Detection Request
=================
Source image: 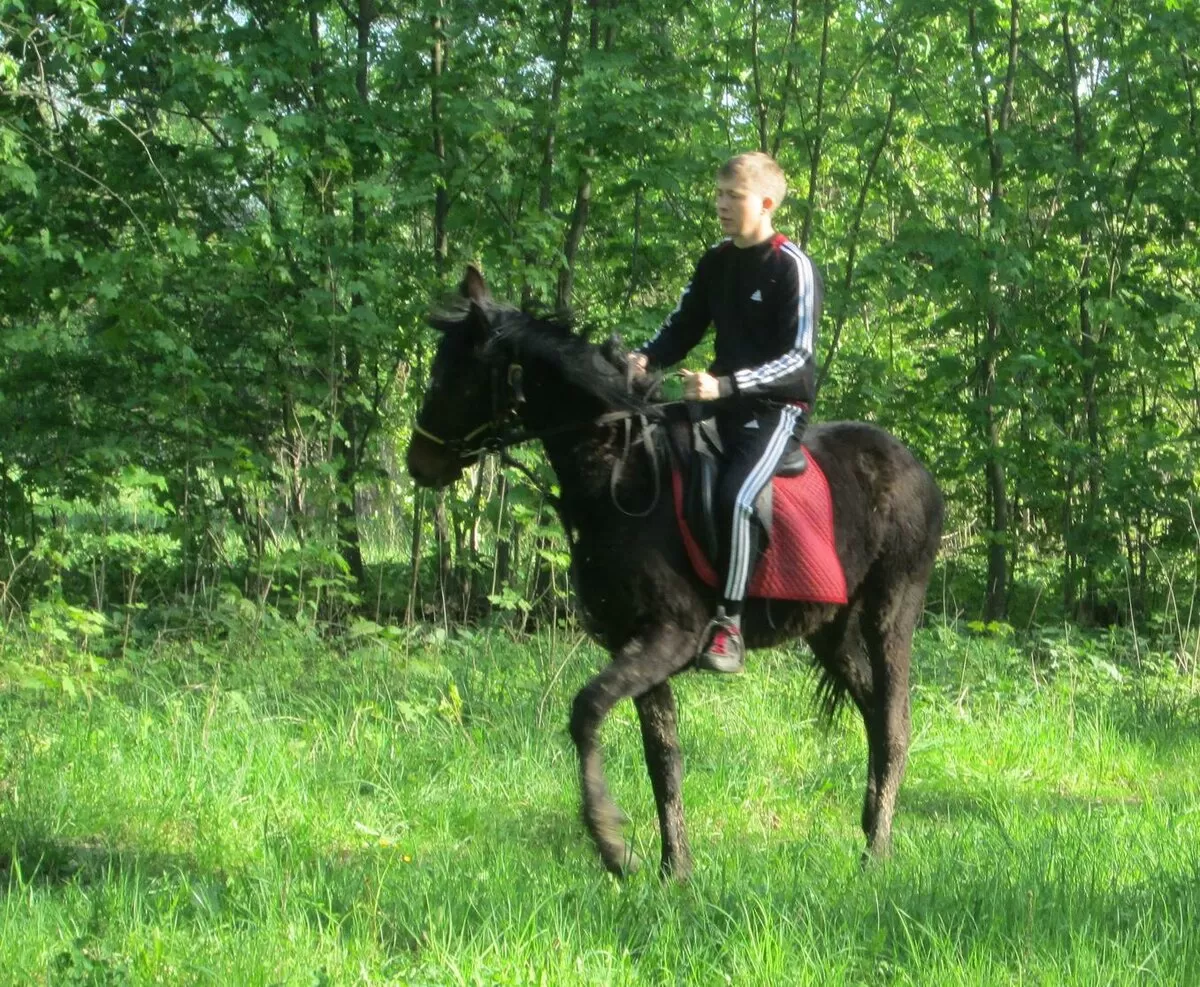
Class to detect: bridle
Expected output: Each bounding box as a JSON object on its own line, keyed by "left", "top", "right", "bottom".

{"left": 413, "top": 358, "right": 660, "bottom": 458}
{"left": 413, "top": 354, "right": 672, "bottom": 517}
{"left": 412, "top": 362, "right": 529, "bottom": 459}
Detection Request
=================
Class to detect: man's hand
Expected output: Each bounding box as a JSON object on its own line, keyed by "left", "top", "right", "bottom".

{"left": 681, "top": 370, "right": 721, "bottom": 401}
{"left": 629, "top": 353, "right": 649, "bottom": 376}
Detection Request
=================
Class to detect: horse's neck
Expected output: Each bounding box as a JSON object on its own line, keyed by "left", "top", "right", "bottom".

{"left": 523, "top": 376, "right": 608, "bottom": 480}
{"left": 518, "top": 358, "right": 651, "bottom": 511}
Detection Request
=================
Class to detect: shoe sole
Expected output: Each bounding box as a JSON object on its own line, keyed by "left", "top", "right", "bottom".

{"left": 695, "top": 656, "right": 745, "bottom": 674}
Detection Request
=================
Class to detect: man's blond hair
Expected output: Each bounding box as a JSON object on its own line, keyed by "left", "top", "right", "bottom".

{"left": 718, "top": 152, "right": 787, "bottom": 206}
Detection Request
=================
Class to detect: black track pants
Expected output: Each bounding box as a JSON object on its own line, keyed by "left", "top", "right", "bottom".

{"left": 715, "top": 405, "right": 806, "bottom": 604}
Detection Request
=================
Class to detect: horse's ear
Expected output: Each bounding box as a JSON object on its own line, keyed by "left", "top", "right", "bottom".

{"left": 460, "top": 265, "right": 491, "bottom": 306}
{"left": 464, "top": 300, "right": 493, "bottom": 346}
{"left": 428, "top": 266, "right": 492, "bottom": 341}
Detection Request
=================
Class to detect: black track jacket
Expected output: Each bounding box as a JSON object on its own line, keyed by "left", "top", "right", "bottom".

{"left": 638, "top": 234, "right": 821, "bottom": 408}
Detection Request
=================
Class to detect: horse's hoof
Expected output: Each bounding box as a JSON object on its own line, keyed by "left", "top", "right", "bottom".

{"left": 603, "top": 844, "right": 642, "bottom": 878}
{"left": 860, "top": 842, "right": 892, "bottom": 870}
{"left": 661, "top": 857, "right": 693, "bottom": 884}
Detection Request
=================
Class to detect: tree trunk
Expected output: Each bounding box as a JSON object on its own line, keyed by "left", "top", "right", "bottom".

{"left": 969, "top": 1, "right": 1019, "bottom": 623}
{"left": 557, "top": 0, "right": 609, "bottom": 309}
{"left": 771, "top": 0, "right": 800, "bottom": 158}
{"left": 982, "top": 393, "right": 1009, "bottom": 622}
{"left": 332, "top": 0, "right": 379, "bottom": 592}
{"left": 432, "top": 0, "right": 449, "bottom": 273}
{"left": 434, "top": 490, "right": 451, "bottom": 623}
{"left": 818, "top": 74, "right": 899, "bottom": 391}
{"left": 410, "top": 2, "right": 452, "bottom": 620}
{"left": 557, "top": 175, "right": 590, "bottom": 309}
{"left": 524, "top": 0, "right": 575, "bottom": 308}
{"left": 491, "top": 473, "right": 509, "bottom": 597}
{"left": 540, "top": 0, "right": 574, "bottom": 217}
{"left": 623, "top": 165, "right": 644, "bottom": 308}
{"left": 1062, "top": 13, "right": 1101, "bottom": 621}
{"left": 1062, "top": 418, "right": 1078, "bottom": 615}
{"left": 800, "top": 1, "right": 831, "bottom": 251}
{"left": 405, "top": 488, "right": 424, "bottom": 623}
{"left": 750, "top": 0, "right": 769, "bottom": 153}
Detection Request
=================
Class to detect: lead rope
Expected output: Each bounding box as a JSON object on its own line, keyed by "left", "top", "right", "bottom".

{"left": 498, "top": 411, "right": 662, "bottom": 522}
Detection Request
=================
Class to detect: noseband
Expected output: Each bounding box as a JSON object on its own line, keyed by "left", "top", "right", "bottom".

{"left": 413, "top": 361, "right": 528, "bottom": 459}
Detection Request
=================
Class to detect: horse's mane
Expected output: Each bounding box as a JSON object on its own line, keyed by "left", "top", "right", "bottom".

{"left": 434, "top": 299, "right": 664, "bottom": 416}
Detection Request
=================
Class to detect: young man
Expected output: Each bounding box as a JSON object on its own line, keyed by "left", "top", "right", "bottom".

{"left": 632, "top": 152, "right": 822, "bottom": 674}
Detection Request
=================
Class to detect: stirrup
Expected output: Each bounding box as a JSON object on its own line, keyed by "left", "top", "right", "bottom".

{"left": 696, "top": 613, "right": 745, "bottom": 674}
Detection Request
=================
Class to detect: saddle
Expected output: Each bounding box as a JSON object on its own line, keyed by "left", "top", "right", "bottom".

{"left": 680, "top": 413, "right": 807, "bottom": 566}
{"left": 661, "top": 407, "right": 847, "bottom": 604}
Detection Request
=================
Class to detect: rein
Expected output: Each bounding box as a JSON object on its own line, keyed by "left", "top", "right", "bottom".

{"left": 414, "top": 404, "right": 648, "bottom": 460}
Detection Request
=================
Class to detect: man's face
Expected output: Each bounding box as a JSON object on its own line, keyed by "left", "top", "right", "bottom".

{"left": 715, "top": 176, "right": 773, "bottom": 242}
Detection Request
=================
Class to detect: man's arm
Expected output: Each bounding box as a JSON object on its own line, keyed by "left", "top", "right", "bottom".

{"left": 730, "top": 244, "right": 820, "bottom": 401}
{"left": 637, "top": 256, "right": 712, "bottom": 370}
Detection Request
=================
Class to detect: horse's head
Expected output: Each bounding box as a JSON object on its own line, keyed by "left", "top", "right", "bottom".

{"left": 406, "top": 266, "right": 511, "bottom": 488}
{"left": 408, "top": 265, "right": 663, "bottom": 486}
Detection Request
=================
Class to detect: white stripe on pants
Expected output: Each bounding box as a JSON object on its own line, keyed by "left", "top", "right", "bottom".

{"left": 723, "top": 406, "right": 803, "bottom": 602}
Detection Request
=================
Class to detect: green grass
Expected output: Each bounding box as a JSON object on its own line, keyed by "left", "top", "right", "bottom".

{"left": 2, "top": 617, "right": 1199, "bottom": 985}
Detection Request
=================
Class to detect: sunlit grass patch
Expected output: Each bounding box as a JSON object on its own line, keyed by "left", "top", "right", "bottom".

{"left": 2, "top": 620, "right": 1199, "bottom": 984}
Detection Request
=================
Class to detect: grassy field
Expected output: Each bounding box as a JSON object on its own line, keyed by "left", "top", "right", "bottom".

{"left": 2, "top": 615, "right": 1199, "bottom": 985}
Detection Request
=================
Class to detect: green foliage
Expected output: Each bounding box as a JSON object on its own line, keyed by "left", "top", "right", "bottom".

{"left": 0, "top": 0, "right": 1197, "bottom": 631}
{"left": 1, "top": 596, "right": 127, "bottom": 700}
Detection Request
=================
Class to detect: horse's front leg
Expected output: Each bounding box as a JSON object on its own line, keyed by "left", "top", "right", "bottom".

{"left": 635, "top": 681, "right": 693, "bottom": 880}
{"left": 568, "top": 627, "right": 692, "bottom": 877}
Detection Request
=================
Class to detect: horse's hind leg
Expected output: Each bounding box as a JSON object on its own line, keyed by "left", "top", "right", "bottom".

{"left": 635, "top": 682, "right": 692, "bottom": 880}
{"left": 569, "top": 627, "right": 692, "bottom": 877}
{"left": 808, "top": 602, "right": 879, "bottom": 843}
{"left": 861, "top": 581, "right": 926, "bottom": 858}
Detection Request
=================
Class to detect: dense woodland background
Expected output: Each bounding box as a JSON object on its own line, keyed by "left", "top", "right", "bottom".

{"left": 2, "top": 0, "right": 1198, "bottom": 647}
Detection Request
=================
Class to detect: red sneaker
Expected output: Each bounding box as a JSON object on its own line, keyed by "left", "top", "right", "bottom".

{"left": 697, "top": 617, "right": 745, "bottom": 674}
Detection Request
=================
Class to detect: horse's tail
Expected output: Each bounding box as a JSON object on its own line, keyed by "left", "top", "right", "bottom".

{"left": 812, "top": 664, "right": 852, "bottom": 722}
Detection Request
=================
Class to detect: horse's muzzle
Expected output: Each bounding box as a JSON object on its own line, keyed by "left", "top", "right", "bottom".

{"left": 406, "top": 435, "right": 466, "bottom": 488}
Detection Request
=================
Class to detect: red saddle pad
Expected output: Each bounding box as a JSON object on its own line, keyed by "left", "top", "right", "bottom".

{"left": 671, "top": 453, "right": 848, "bottom": 604}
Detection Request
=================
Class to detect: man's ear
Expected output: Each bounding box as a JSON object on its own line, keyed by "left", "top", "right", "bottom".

{"left": 460, "top": 265, "right": 491, "bottom": 306}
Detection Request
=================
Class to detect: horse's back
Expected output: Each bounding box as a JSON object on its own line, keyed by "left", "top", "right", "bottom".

{"left": 802, "top": 420, "right": 944, "bottom": 587}
{"left": 804, "top": 420, "right": 940, "bottom": 506}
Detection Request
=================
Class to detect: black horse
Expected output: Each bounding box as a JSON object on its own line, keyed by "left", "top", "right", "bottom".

{"left": 407, "top": 268, "right": 944, "bottom": 879}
